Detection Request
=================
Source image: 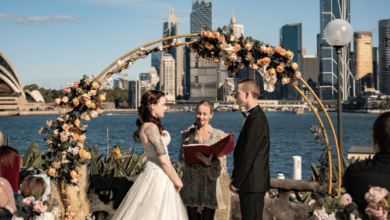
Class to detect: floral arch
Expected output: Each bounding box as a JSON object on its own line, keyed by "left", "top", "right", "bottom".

{"left": 36, "top": 27, "right": 342, "bottom": 219}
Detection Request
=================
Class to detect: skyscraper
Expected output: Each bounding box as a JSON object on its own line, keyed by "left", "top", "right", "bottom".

{"left": 373, "top": 47, "right": 379, "bottom": 90}
{"left": 163, "top": 9, "right": 184, "bottom": 99}
{"left": 226, "top": 17, "right": 244, "bottom": 39}
{"left": 190, "top": 0, "right": 212, "bottom": 34}
{"left": 354, "top": 32, "right": 373, "bottom": 94}
{"left": 319, "top": 0, "right": 351, "bottom": 100}
{"left": 159, "top": 53, "right": 176, "bottom": 102}
{"left": 379, "top": 19, "right": 390, "bottom": 95}
{"left": 280, "top": 23, "right": 302, "bottom": 100}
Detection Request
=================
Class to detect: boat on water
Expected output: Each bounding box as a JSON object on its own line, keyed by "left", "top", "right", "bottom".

{"left": 292, "top": 107, "right": 304, "bottom": 114}
{"left": 267, "top": 107, "right": 276, "bottom": 112}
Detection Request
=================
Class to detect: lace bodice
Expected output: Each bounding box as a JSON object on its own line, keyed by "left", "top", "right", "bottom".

{"left": 142, "top": 130, "right": 170, "bottom": 167}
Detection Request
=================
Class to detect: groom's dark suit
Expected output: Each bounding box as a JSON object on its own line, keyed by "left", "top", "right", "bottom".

{"left": 231, "top": 105, "right": 270, "bottom": 220}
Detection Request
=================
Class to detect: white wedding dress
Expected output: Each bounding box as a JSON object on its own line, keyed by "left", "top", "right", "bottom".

{"left": 112, "top": 131, "right": 188, "bottom": 220}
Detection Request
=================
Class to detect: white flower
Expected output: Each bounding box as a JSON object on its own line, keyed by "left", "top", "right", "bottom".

{"left": 68, "top": 147, "right": 80, "bottom": 156}
{"left": 140, "top": 47, "right": 146, "bottom": 51}
{"left": 294, "top": 71, "right": 302, "bottom": 79}
{"left": 313, "top": 207, "right": 328, "bottom": 220}
{"left": 36, "top": 212, "right": 55, "bottom": 220}
{"left": 117, "top": 60, "right": 124, "bottom": 66}
{"left": 157, "top": 45, "right": 163, "bottom": 51}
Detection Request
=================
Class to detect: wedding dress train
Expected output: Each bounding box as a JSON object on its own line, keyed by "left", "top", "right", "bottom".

{"left": 112, "top": 131, "right": 188, "bottom": 220}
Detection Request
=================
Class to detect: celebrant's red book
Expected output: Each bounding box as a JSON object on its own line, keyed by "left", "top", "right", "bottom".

{"left": 183, "top": 133, "right": 234, "bottom": 165}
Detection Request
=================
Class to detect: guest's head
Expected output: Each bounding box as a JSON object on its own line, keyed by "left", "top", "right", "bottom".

{"left": 20, "top": 176, "right": 46, "bottom": 199}
{"left": 195, "top": 100, "right": 214, "bottom": 127}
{"left": 372, "top": 112, "right": 390, "bottom": 153}
{"left": 235, "top": 79, "right": 260, "bottom": 109}
{"left": 0, "top": 177, "right": 16, "bottom": 212}
{"left": 0, "top": 146, "right": 20, "bottom": 192}
{"left": 133, "top": 90, "right": 166, "bottom": 141}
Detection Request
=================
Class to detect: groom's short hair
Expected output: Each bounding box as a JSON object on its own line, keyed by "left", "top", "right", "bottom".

{"left": 237, "top": 79, "right": 260, "bottom": 99}
{"left": 373, "top": 112, "right": 390, "bottom": 152}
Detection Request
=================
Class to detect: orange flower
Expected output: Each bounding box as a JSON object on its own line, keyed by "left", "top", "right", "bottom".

{"left": 72, "top": 98, "right": 79, "bottom": 106}
{"left": 245, "top": 43, "right": 253, "bottom": 50}
{"left": 274, "top": 46, "right": 282, "bottom": 54}
{"left": 257, "top": 59, "right": 264, "bottom": 66}
{"left": 85, "top": 100, "right": 92, "bottom": 108}
{"left": 265, "top": 47, "right": 272, "bottom": 54}
{"left": 212, "top": 31, "right": 220, "bottom": 39}
{"left": 54, "top": 98, "right": 61, "bottom": 105}
{"left": 234, "top": 44, "right": 241, "bottom": 51}
{"left": 286, "top": 50, "right": 294, "bottom": 58}
{"left": 98, "top": 94, "right": 106, "bottom": 102}
{"left": 84, "top": 152, "right": 91, "bottom": 160}
{"left": 91, "top": 81, "right": 100, "bottom": 90}
{"left": 263, "top": 57, "right": 271, "bottom": 65}
{"left": 291, "top": 62, "right": 299, "bottom": 70}
{"left": 73, "top": 82, "right": 79, "bottom": 88}
{"left": 279, "top": 48, "right": 286, "bottom": 56}
{"left": 201, "top": 30, "right": 206, "bottom": 37}
{"left": 260, "top": 44, "right": 266, "bottom": 52}
{"left": 218, "top": 35, "right": 225, "bottom": 43}
{"left": 73, "top": 133, "right": 80, "bottom": 140}
{"left": 213, "top": 56, "right": 220, "bottom": 63}
{"left": 90, "top": 102, "right": 97, "bottom": 109}
{"left": 205, "top": 42, "right": 213, "bottom": 50}
{"left": 74, "top": 119, "right": 81, "bottom": 127}
{"left": 79, "top": 135, "right": 86, "bottom": 142}
{"left": 65, "top": 217, "right": 72, "bottom": 220}
{"left": 276, "top": 65, "right": 284, "bottom": 73}
{"left": 48, "top": 168, "right": 56, "bottom": 176}
{"left": 206, "top": 31, "right": 212, "bottom": 38}
{"left": 268, "top": 68, "right": 277, "bottom": 76}
{"left": 84, "top": 114, "right": 90, "bottom": 121}
{"left": 79, "top": 149, "right": 86, "bottom": 157}
{"left": 62, "top": 124, "right": 69, "bottom": 131}
{"left": 70, "top": 170, "right": 78, "bottom": 179}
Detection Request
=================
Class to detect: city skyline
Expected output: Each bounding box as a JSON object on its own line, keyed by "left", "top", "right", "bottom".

{"left": 0, "top": 0, "right": 389, "bottom": 89}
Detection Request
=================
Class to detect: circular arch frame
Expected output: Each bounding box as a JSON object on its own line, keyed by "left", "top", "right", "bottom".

{"left": 94, "top": 33, "right": 342, "bottom": 196}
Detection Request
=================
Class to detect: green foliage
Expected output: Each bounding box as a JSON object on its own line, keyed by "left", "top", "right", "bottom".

{"left": 31, "top": 190, "right": 42, "bottom": 201}
{"left": 22, "top": 141, "right": 46, "bottom": 170}
{"left": 23, "top": 84, "right": 65, "bottom": 103}
{"left": 100, "top": 88, "right": 128, "bottom": 102}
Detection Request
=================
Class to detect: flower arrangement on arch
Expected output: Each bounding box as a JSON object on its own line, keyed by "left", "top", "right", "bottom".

{"left": 365, "top": 186, "right": 390, "bottom": 220}
{"left": 191, "top": 26, "right": 301, "bottom": 93}
{"left": 37, "top": 75, "right": 107, "bottom": 220}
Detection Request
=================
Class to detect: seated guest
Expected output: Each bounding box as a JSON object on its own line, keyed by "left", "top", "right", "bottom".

{"left": 21, "top": 175, "right": 52, "bottom": 207}
{"left": 343, "top": 112, "right": 390, "bottom": 219}
{"left": 0, "top": 177, "right": 16, "bottom": 214}
{"left": 0, "top": 146, "right": 22, "bottom": 201}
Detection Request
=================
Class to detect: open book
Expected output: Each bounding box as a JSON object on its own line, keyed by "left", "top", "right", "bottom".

{"left": 183, "top": 133, "right": 234, "bottom": 164}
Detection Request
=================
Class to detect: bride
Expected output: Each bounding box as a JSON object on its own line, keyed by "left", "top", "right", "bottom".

{"left": 112, "top": 90, "right": 188, "bottom": 220}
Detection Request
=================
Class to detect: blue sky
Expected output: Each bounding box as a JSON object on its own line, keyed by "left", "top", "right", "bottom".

{"left": 1, "top": 0, "right": 389, "bottom": 89}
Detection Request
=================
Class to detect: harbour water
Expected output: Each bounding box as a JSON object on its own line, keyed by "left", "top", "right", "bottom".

{"left": 0, "top": 111, "right": 378, "bottom": 180}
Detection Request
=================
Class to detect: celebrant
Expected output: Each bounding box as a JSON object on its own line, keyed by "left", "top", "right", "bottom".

{"left": 178, "top": 100, "right": 231, "bottom": 220}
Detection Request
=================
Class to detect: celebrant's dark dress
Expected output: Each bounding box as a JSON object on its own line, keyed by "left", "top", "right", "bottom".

{"left": 342, "top": 151, "right": 390, "bottom": 219}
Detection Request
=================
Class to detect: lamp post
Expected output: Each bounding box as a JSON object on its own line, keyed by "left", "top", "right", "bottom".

{"left": 324, "top": 19, "right": 353, "bottom": 164}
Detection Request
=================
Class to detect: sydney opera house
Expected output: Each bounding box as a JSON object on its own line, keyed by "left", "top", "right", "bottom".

{"left": 0, "top": 51, "right": 46, "bottom": 115}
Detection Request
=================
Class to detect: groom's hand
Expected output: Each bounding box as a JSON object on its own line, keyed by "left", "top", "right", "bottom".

{"left": 229, "top": 183, "right": 238, "bottom": 195}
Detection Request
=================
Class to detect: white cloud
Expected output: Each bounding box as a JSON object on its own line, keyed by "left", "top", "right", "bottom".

{"left": 0, "top": 14, "right": 81, "bottom": 25}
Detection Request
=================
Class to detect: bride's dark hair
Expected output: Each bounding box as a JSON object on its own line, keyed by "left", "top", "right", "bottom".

{"left": 133, "top": 90, "right": 166, "bottom": 142}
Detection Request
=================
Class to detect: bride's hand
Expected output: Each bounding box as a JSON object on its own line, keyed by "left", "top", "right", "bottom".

{"left": 196, "top": 153, "right": 213, "bottom": 166}
{"left": 174, "top": 179, "right": 183, "bottom": 192}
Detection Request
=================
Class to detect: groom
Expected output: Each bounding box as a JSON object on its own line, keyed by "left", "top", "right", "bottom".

{"left": 230, "top": 79, "right": 270, "bottom": 220}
